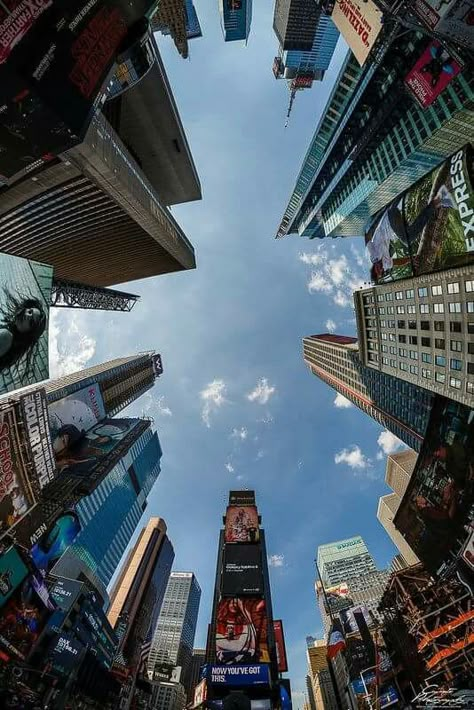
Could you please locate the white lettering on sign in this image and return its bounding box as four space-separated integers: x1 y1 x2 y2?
450 149 474 250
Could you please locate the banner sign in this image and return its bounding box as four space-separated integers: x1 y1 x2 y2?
208 664 270 686
331 0 383 66
339 605 372 635
49 632 84 674
48 383 106 453
405 41 462 109
366 144 474 284
273 620 288 673
0 545 28 608
49 577 83 612
216 598 270 664
229 490 256 507
222 545 263 596
152 354 163 377
412 0 474 50
20 389 56 491
31 511 81 574
225 506 259 543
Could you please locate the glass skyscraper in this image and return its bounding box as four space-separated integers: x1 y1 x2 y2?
277 14 339 81
220 0 253 42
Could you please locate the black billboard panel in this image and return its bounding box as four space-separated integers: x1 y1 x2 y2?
222 545 263 597
229 490 256 506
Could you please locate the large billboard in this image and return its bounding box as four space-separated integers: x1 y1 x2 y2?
48 383 106 454
208 664 270 687
0 573 53 660
0 545 29 608
331 0 383 67
225 506 259 543
0 253 53 393
339 605 372 636
366 145 474 284
49 631 85 674
31 512 81 575
222 545 263 597
412 0 474 50
394 397 474 575
405 41 462 110
273 620 288 673
216 598 270 664
49 577 83 612
20 389 56 492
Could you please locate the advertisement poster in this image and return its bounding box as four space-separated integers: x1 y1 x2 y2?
20 389 56 492
225 506 259 543
0 573 53 659
394 397 474 575
273 620 288 673
366 145 474 284
31 511 81 575
48 383 106 454
340 605 372 636
49 631 84 674
0 253 53 393
49 576 83 612
208 664 270 687
412 0 474 50
405 41 462 109
318 581 353 614
222 546 263 596
0 405 36 537
461 528 474 571
216 598 269 664
0 545 29 608
331 0 383 66
229 491 255 506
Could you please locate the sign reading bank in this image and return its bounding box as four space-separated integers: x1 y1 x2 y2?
209 664 270 686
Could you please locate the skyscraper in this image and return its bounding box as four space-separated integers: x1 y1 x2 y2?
303 334 434 451
148 572 201 695
385 449 418 499
318 537 377 587
273 14 339 83
151 0 202 51
219 0 253 42
273 0 321 51
307 640 338 710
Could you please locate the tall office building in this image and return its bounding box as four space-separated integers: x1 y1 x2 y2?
273 14 339 83
187 648 206 704
273 0 321 51
152 0 202 50
219 0 253 42
307 640 338 710
385 449 417 499
354 267 474 408
276 39 474 240
0 33 200 287
51 429 163 590
303 334 434 451
107 518 174 668
148 572 201 695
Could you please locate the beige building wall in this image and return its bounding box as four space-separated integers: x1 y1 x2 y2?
385 450 418 498
377 494 419 566
307 641 338 710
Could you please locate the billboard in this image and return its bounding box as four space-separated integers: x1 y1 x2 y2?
225 506 259 543
0 573 53 659
0 545 28 608
229 490 256 507
318 581 353 614
48 383 106 454
412 0 474 50
405 41 462 109
461 528 474 572
208 664 270 686
194 678 207 706
222 545 263 596
273 620 288 673
31 511 81 575
216 598 270 664
0 253 53 392
0 404 36 538
49 577 83 612
20 389 56 492
366 145 474 284
331 0 383 66
49 632 85 674
393 397 474 575
339 605 372 636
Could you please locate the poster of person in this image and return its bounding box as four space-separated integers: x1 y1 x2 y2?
0 253 53 394
366 144 474 284
394 396 474 575
405 40 462 109
215 598 270 664
48 383 106 456
412 0 474 51
30 512 81 576
225 506 259 543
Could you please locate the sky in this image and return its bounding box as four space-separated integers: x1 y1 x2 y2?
49 3 406 705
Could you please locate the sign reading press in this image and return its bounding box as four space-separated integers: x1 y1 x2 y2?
209 664 269 686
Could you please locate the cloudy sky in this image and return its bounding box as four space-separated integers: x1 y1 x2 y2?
50 3 404 704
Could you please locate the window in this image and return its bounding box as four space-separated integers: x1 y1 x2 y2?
465 280 474 293
409 335 418 345
467 382 474 394
409 350 418 360
418 287 428 298
381 345 388 352
419 304 430 314
388 320 396 328
422 352 432 363
467 302 474 313
395 291 403 300
407 304 416 314
421 337 431 347
389 333 396 341
377 294 385 302
399 348 408 357
435 372 446 384
422 368 432 379
381 333 388 340
389 346 396 355
397 320 406 329
396 305 405 314
398 334 406 343
390 359 397 367
447 282 460 294
421 321 430 330
410 365 418 375
450 340 462 352
469 343 474 355
431 284 442 296
382 357 389 365
399 362 407 371
467 362 474 375
379 307 385 315
381 320 387 327
450 376 461 389
435 355 446 366
405 289 414 299
433 303 444 313
387 306 395 314
385 293 393 301
450 321 462 333
450 358 462 371
434 321 445 331
408 320 417 330
468 323 474 335
449 302 461 313
435 338 445 349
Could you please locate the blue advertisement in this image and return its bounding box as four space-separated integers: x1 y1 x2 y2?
0 546 28 608
208 664 270 686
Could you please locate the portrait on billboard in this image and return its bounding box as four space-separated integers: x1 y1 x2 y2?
48 383 106 457
366 144 474 284
394 397 474 575
0 253 53 394
405 41 462 109
225 506 259 543
30 512 81 575
215 598 269 664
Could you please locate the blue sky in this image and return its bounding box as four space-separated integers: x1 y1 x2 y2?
50 3 405 705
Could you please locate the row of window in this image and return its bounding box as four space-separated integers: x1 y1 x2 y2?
370 320 474 335
379 357 474 393
365 280 474 306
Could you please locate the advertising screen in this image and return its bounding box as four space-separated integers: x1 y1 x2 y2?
0 253 53 393
339 605 372 636
225 506 259 543
461 528 474 572
222 545 263 596
194 678 207 705
31 511 81 575
0 545 28 608
0 573 53 659
273 620 288 673
317 581 353 614
0 404 36 538
412 0 474 49
394 397 474 575
365 144 474 284
216 598 269 664
208 664 270 686
20 389 56 492
49 632 85 674
229 491 256 507
49 577 83 612
405 41 462 109
331 0 383 66
48 383 106 452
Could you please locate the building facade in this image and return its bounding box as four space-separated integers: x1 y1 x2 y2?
276 39 474 240
220 0 253 42
274 14 339 82
307 640 338 710
149 679 187 710
273 0 321 51
152 0 202 46
303 333 434 451
385 449 418 499
187 648 206 704
354 267 474 407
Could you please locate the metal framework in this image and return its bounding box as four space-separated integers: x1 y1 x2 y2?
51 279 139 312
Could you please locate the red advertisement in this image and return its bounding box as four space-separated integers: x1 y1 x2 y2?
225 506 259 543
405 40 462 109
273 620 288 673
0 0 52 65
215 598 269 664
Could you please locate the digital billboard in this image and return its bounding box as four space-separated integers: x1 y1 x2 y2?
461 528 474 572
331 0 383 67
229 490 256 507
366 144 474 284
225 506 259 543
339 605 372 636
31 511 81 575
0 253 53 392
405 41 462 110
216 598 269 664
48 383 106 455
393 396 474 575
0 545 29 608
0 573 53 660
49 631 85 674
412 0 474 50
317 581 353 614
208 664 270 686
20 389 56 492
222 545 263 597
273 620 288 673
49 576 83 612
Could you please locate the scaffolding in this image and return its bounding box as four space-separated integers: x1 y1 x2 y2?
51 279 139 312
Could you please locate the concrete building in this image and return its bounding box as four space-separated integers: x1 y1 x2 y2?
151 0 202 50
385 449 418 499
354 267 474 407
303 333 434 452
276 40 474 240
307 640 338 710
273 0 321 51
219 0 253 42
274 14 339 82
149 680 186 710
0 34 200 288
187 648 206 704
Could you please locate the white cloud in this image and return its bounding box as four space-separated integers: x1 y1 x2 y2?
334 290 350 307
200 379 227 427
334 393 353 409
377 430 404 456
327 255 348 286
350 243 366 267
268 554 285 567
308 272 332 294
156 396 172 417
299 251 323 266
258 413 274 425
300 248 366 309
256 449 265 460
225 462 235 473
325 318 336 333
334 445 369 469
49 310 96 378
247 378 276 405
231 427 248 440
